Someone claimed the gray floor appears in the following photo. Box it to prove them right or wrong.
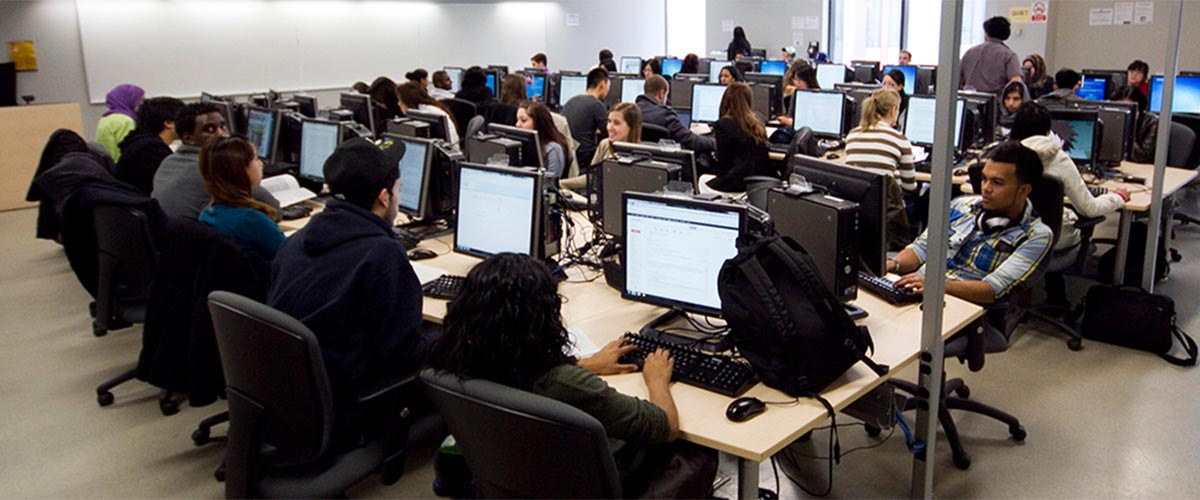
[2,206,1198,498]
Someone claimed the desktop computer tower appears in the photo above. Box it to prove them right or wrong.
[598,157,682,236]
[537,172,563,260]
[766,188,860,301]
[466,135,523,166]
[387,119,431,138]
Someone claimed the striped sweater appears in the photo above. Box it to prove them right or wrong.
[843,122,917,192]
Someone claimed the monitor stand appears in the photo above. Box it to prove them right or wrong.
[842,302,868,320]
[638,308,732,354]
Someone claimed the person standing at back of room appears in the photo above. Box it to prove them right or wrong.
[563,67,611,169]
[843,89,916,250]
[96,83,145,162]
[960,16,1023,94]
[727,26,751,63]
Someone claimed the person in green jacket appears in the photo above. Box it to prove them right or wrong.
[95,83,144,162]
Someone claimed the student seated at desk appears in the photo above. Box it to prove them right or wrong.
[681,53,700,75]
[998,80,1031,136]
[706,82,774,192]
[844,89,917,250]
[560,102,642,192]
[499,74,527,106]
[115,96,184,196]
[889,141,1053,305]
[427,252,718,498]
[369,76,403,132]
[197,137,285,262]
[397,81,460,140]
[96,83,144,162]
[455,67,492,104]
[1127,60,1151,98]
[1037,69,1085,105]
[1112,85,1159,163]
[517,102,570,178]
[718,64,744,85]
[882,68,911,119]
[428,70,455,100]
[778,63,819,127]
[564,67,611,169]
[636,75,716,156]
[1022,54,1055,99]
[405,68,430,88]
[641,58,662,79]
[268,138,427,450]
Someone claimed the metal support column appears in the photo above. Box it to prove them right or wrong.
[1142,0,1184,292]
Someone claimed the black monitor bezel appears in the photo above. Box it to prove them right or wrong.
[690,83,726,123]
[1048,108,1102,168]
[792,88,847,138]
[452,161,542,259]
[245,105,282,164]
[485,123,545,169]
[339,92,376,136]
[297,117,343,183]
[404,108,452,142]
[381,133,435,219]
[291,94,317,119]
[612,141,699,188]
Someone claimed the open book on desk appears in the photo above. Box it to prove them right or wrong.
[261,175,317,207]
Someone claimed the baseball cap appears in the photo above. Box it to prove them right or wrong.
[323,137,406,205]
[783,46,797,57]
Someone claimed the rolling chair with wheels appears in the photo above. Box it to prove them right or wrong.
[641,122,671,144]
[209,291,440,498]
[420,368,622,499]
[440,98,477,141]
[1165,121,1200,227]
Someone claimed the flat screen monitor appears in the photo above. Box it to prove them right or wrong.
[201,98,237,135]
[454,162,540,258]
[792,90,846,138]
[1076,75,1109,101]
[661,57,683,78]
[292,94,317,119]
[882,65,918,95]
[381,133,434,218]
[1071,100,1137,165]
[622,78,645,103]
[709,60,731,83]
[620,57,642,74]
[1083,69,1127,89]
[486,123,544,169]
[690,83,725,123]
[792,155,888,276]
[525,72,547,100]
[1049,109,1100,166]
[960,90,997,148]
[851,60,881,84]
[444,67,464,93]
[817,63,848,90]
[915,65,937,95]
[675,108,691,128]
[558,75,588,104]
[759,60,787,76]
[485,73,497,96]
[339,92,375,136]
[622,193,745,317]
[405,108,452,142]
[245,106,280,163]
[904,95,965,148]
[613,141,699,187]
[298,118,341,182]
[1149,75,1200,113]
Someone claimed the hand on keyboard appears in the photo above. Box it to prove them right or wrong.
[893,273,925,295]
[577,340,640,375]
[642,348,675,386]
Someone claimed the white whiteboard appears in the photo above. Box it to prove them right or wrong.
[76,0,667,103]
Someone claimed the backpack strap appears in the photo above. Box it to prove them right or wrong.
[1162,326,1198,367]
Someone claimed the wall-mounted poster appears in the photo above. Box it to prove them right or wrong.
[7,41,37,71]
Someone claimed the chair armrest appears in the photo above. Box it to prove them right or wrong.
[1074,215,1106,230]
[356,374,418,404]
[965,318,987,372]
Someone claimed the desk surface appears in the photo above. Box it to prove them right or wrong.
[957,161,1198,212]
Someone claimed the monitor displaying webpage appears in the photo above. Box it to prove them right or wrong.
[526,74,546,100]
[397,138,428,214]
[456,166,536,256]
[905,96,964,146]
[691,84,725,123]
[558,75,587,104]
[299,121,339,180]
[622,79,645,103]
[792,91,844,136]
[246,109,275,158]
[817,64,846,90]
[621,57,642,74]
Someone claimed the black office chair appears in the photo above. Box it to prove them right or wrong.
[440,98,477,141]
[209,291,438,498]
[641,122,671,144]
[1166,121,1200,227]
[420,368,623,499]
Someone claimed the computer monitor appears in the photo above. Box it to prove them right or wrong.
[882,65,918,95]
[960,90,997,148]
[612,141,699,187]
[817,63,849,90]
[792,155,888,277]
[298,118,342,183]
[454,162,543,258]
[444,66,464,93]
[404,109,452,142]
[1049,108,1100,168]
[524,71,547,101]
[292,94,317,119]
[486,123,544,169]
[1076,74,1110,101]
[903,95,966,149]
[690,83,726,123]
[245,106,281,163]
[1149,75,1200,113]
[709,60,731,83]
[675,109,691,129]
[851,60,882,84]
[558,75,588,105]
[915,65,937,95]
[487,65,509,77]
[620,57,642,74]
[339,92,375,136]
[1069,100,1137,165]
[622,192,746,317]
[759,60,787,76]
[1082,68,1127,89]
[792,90,846,138]
[745,73,784,118]
[661,57,683,78]
[622,78,645,103]
[485,70,501,97]
[380,133,434,219]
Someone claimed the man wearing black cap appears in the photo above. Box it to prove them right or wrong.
[267,137,425,447]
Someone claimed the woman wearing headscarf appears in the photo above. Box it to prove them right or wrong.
[998,80,1031,137]
[96,83,144,162]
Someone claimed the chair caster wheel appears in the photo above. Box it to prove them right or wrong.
[865,425,882,437]
[97,390,114,407]
[93,322,107,337]
[1010,425,1027,442]
[214,463,226,482]
[192,427,211,446]
[159,398,180,416]
[953,452,971,470]
[953,386,970,399]
[1067,338,1083,351]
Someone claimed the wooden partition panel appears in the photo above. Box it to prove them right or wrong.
[0,103,83,211]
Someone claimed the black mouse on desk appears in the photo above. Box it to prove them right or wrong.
[826,152,841,160]
[408,249,437,261]
[726,396,766,422]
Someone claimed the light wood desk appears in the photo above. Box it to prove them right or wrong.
[0,103,84,211]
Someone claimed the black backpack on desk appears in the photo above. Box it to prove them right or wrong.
[718,235,888,396]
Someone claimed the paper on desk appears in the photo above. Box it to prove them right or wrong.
[911,145,929,163]
[410,262,447,285]
[565,327,601,358]
[261,175,317,207]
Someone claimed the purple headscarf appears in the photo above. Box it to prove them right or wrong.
[104,83,144,119]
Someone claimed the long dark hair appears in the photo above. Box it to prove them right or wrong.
[719,82,768,145]
[397,81,459,131]
[519,101,570,164]
[199,136,276,219]
[427,253,574,389]
[369,76,402,119]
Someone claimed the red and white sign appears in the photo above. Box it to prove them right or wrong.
[1031,1,1048,23]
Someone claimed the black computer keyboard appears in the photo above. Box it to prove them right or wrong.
[1088,185,1109,196]
[857,271,922,305]
[422,275,466,300]
[279,204,313,220]
[392,227,420,250]
[617,332,757,397]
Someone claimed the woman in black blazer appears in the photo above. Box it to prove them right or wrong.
[708,82,774,192]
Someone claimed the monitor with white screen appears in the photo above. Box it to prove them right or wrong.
[454,163,539,258]
[444,67,463,93]
[690,84,726,123]
[558,75,588,104]
[384,134,433,218]
[1149,75,1200,113]
[620,57,642,74]
[903,96,965,148]
[817,64,848,90]
[622,78,645,103]
[622,193,745,316]
[709,61,731,83]
[792,90,846,137]
[299,119,341,182]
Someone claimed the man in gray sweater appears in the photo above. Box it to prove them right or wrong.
[152,103,279,220]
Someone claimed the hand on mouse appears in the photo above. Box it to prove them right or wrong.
[577,340,639,375]
[641,349,674,387]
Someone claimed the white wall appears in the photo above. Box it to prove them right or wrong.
[0,1,94,130]
[1046,0,1200,74]
[704,0,826,61]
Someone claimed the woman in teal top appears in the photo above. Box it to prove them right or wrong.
[198,136,285,261]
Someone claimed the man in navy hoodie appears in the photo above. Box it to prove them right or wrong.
[268,137,425,448]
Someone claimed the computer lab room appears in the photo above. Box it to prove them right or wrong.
[2,0,1199,498]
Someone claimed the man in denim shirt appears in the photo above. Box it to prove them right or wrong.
[888,141,1053,304]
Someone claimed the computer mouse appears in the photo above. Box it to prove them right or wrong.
[826,152,841,160]
[953,168,968,176]
[408,249,437,261]
[725,396,766,423]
